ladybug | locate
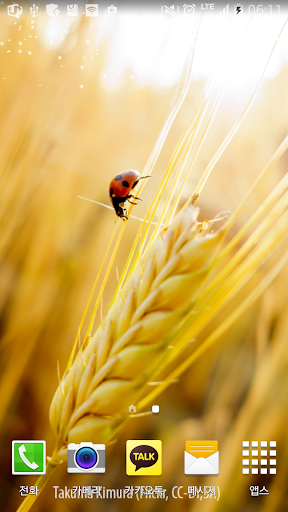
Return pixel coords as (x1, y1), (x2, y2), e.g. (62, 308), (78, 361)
(109, 170), (151, 220)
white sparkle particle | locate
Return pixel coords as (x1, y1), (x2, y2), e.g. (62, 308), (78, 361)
(80, 66), (84, 69)
(58, 56), (62, 60)
(103, 74), (106, 77)
(80, 85), (84, 89)
(0, 42), (4, 45)
(86, 40), (90, 44)
(32, 26), (35, 29)
(18, 50), (22, 53)
(60, 65), (63, 68)
(7, 50), (10, 53)
(91, 56), (93, 58)
(19, 42), (22, 45)
(28, 51), (32, 55)
(3, 77), (5, 79)
(39, 84), (41, 87)
(131, 75), (134, 79)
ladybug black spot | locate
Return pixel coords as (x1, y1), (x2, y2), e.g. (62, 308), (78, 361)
(122, 180), (129, 187)
(114, 174), (122, 181)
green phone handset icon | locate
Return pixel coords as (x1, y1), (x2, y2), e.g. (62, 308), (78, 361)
(12, 441), (46, 475)
(18, 444), (39, 470)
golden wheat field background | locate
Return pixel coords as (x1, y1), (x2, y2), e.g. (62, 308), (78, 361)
(1, 6), (288, 512)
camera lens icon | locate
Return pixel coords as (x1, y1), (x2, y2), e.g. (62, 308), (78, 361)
(67, 443), (105, 473)
(75, 447), (98, 470)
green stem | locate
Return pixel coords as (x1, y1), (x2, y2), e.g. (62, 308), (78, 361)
(16, 461), (57, 512)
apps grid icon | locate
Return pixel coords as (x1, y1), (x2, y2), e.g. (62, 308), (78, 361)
(242, 441), (276, 475)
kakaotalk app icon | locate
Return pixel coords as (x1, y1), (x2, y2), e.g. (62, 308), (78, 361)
(126, 440), (162, 476)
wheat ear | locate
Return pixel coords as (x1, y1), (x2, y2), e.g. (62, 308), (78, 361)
(49, 202), (223, 461)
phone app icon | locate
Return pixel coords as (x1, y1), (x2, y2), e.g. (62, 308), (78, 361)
(126, 440), (162, 476)
(12, 441), (46, 475)
(184, 440), (219, 475)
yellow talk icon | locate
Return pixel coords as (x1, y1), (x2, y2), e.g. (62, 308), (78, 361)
(126, 440), (162, 476)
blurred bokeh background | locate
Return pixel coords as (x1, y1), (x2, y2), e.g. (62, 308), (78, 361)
(0, 5), (288, 512)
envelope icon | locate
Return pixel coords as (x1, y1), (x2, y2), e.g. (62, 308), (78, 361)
(184, 440), (219, 475)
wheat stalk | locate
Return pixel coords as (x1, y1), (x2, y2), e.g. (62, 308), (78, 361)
(48, 201), (224, 461)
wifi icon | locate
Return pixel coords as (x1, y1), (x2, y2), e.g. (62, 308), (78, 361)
(85, 4), (98, 16)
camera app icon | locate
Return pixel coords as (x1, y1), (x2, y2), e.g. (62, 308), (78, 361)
(67, 442), (105, 473)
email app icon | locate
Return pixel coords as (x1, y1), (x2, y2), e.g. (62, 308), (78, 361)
(184, 440), (219, 475)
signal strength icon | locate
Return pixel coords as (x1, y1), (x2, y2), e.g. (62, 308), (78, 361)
(85, 3), (98, 16)
(219, 4), (229, 16)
